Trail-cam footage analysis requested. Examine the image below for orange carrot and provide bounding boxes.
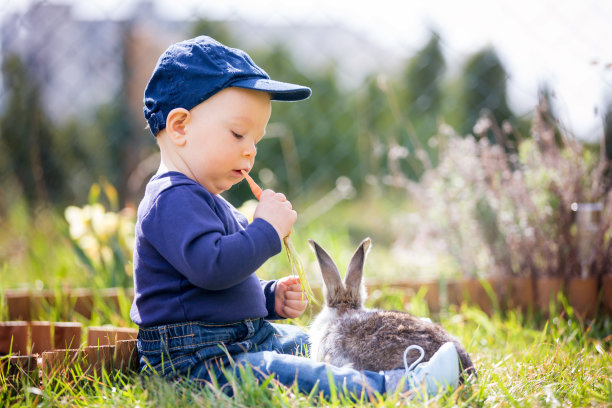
[241,170,262,199]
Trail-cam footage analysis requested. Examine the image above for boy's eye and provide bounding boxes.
[232,131,244,139]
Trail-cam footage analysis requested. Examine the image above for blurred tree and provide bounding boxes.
[398,31,446,174]
[116,22,156,205]
[245,44,355,200]
[455,47,514,143]
[357,32,446,183]
[0,23,158,210]
[603,97,612,161]
[297,66,356,188]
[53,118,98,199]
[49,23,150,207]
[91,98,132,195]
[358,73,397,181]
[400,31,445,140]
[0,55,67,208]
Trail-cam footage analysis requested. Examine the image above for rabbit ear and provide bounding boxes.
[344,237,371,290]
[308,239,342,294]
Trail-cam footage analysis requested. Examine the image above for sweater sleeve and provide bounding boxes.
[141,185,282,290]
[260,279,284,320]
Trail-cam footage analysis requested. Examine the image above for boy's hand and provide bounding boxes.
[275,276,308,318]
[253,189,297,240]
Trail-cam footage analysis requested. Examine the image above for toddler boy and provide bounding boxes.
[131,35,460,399]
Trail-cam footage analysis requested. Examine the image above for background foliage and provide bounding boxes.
[1,3,611,288]
[0,5,611,406]
[0,9,536,210]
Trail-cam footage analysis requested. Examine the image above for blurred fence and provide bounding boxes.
[0,0,610,211]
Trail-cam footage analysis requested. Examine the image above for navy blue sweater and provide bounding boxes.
[130,172,282,327]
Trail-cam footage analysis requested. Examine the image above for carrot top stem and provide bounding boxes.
[283,235,319,305]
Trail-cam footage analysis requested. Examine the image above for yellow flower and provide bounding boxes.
[87,203,107,238]
[78,234,100,261]
[65,198,137,272]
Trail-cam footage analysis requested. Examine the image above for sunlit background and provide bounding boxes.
[1,4,611,405]
[4,0,611,135]
[1,0,611,287]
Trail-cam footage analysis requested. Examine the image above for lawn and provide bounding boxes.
[1,198,611,407]
[2,300,610,407]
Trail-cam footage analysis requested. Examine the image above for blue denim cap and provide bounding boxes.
[143,36,312,136]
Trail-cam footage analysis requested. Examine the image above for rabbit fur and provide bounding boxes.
[308,237,476,379]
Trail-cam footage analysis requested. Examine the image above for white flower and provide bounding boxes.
[65,205,87,240]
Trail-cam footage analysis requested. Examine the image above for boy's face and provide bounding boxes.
[181,87,272,194]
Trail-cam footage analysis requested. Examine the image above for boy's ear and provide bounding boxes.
[165,108,191,146]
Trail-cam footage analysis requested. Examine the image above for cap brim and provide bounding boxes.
[232,78,311,101]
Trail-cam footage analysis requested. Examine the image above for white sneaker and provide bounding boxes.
[384,342,460,396]
[406,342,460,396]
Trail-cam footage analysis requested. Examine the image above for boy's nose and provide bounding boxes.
[243,143,257,157]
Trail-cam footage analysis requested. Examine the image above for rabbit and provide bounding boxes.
[308,237,476,379]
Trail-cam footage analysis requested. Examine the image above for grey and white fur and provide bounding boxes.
[308,237,476,379]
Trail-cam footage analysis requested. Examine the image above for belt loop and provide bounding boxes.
[245,319,255,338]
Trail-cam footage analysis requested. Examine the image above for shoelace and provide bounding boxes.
[403,344,425,374]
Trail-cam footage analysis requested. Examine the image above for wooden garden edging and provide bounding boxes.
[3,276,611,323]
[1,322,138,388]
[4,287,131,321]
[366,275,612,319]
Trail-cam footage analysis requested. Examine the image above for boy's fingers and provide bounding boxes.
[288,283,303,292]
[260,189,288,202]
[281,307,298,318]
[283,299,308,314]
[284,290,307,301]
[260,189,275,198]
[284,299,305,308]
[280,276,300,286]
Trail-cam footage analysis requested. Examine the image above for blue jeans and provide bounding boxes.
[137,318,388,398]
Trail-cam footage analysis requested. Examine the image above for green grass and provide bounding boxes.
[1,199,611,406]
[1,304,610,407]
